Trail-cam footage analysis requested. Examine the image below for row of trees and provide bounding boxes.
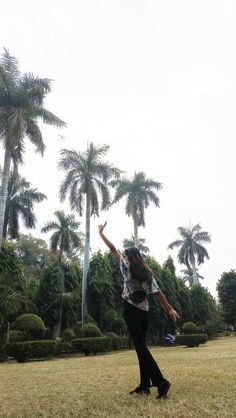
[0,49,214,330]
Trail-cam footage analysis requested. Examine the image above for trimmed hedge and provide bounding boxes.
[72,337,110,355]
[176,334,208,347]
[6,340,57,362]
[13,314,46,341]
[182,322,199,335]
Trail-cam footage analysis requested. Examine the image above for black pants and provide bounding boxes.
[123,300,164,389]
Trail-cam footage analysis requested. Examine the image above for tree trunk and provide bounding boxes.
[52,264,65,338]
[0,146,11,241]
[133,215,139,248]
[191,255,198,285]
[82,194,91,328]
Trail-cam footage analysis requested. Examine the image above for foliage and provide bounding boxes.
[9,330,24,342]
[80,323,102,338]
[101,309,126,335]
[176,334,208,347]
[61,328,76,341]
[3,171,46,240]
[123,236,149,254]
[182,322,199,334]
[217,270,236,331]
[6,340,56,362]
[168,223,211,285]
[15,234,51,279]
[72,337,110,355]
[205,320,222,338]
[13,314,46,340]
[176,278,193,325]
[190,284,216,327]
[41,210,84,262]
[88,251,115,327]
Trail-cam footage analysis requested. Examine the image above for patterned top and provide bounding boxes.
[120,257,160,311]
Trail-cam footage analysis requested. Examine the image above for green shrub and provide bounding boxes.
[13,314,46,341]
[9,330,24,343]
[77,323,102,338]
[56,339,72,354]
[205,320,221,338]
[72,337,109,355]
[61,328,76,341]
[0,345,6,362]
[176,334,208,347]
[6,340,57,362]
[182,322,199,335]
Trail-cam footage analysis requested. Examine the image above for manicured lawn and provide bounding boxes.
[0,337,235,418]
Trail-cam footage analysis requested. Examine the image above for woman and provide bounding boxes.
[98,222,179,399]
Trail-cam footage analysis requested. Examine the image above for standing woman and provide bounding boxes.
[98,222,179,399]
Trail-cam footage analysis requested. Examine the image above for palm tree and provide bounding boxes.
[41,210,83,337]
[111,171,162,246]
[168,223,211,285]
[58,143,121,325]
[123,236,150,254]
[3,170,46,240]
[180,268,204,288]
[0,48,65,241]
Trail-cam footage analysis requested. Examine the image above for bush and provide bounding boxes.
[72,337,110,355]
[104,332,129,350]
[9,330,24,343]
[182,322,199,335]
[6,340,57,362]
[76,323,102,338]
[56,339,73,354]
[61,328,76,341]
[205,320,221,339]
[176,334,208,347]
[13,314,46,341]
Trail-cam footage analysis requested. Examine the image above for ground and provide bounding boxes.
[0,337,235,418]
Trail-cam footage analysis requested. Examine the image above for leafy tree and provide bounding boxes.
[3,171,46,239]
[58,143,121,325]
[176,278,193,326]
[15,234,51,278]
[0,242,33,340]
[111,172,162,246]
[123,236,149,254]
[168,223,211,285]
[190,284,216,329]
[37,261,82,337]
[41,211,83,337]
[217,270,236,331]
[41,210,83,263]
[88,251,115,327]
[0,48,65,240]
[181,267,204,287]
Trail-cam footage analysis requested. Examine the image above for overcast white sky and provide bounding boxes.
[1,0,236,297]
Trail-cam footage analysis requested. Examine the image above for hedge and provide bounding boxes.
[176,334,208,347]
[6,340,57,362]
[72,337,110,355]
[182,322,199,335]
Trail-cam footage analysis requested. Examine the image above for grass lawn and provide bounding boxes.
[0,337,236,418]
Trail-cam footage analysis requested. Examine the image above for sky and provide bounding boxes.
[1,0,236,298]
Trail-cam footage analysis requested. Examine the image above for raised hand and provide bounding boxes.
[98,221,107,235]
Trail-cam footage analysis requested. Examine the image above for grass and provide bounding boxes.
[0,337,236,418]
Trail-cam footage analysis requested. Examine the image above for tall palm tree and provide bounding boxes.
[3,170,46,240]
[168,223,211,285]
[180,268,204,288]
[0,48,65,241]
[111,171,162,246]
[41,210,83,337]
[123,236,150,254]
[58,143,121,325]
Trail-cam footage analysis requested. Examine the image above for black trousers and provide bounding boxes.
[123,300,164,389]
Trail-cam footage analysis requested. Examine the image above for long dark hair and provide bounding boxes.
[124,247,152,283]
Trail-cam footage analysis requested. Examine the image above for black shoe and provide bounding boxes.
[129,386,150,396]
[157,380,171,399]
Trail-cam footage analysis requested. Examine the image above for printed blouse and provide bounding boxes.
[120,257,160,311]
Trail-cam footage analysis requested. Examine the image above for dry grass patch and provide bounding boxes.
[0,337,236,418]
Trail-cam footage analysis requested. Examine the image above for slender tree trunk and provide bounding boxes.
[52,251,65,338]
[133,215,139,247]
[6,321,10,343]
[191,255,198,285]
[0,146,11,241]
[82,194,91,328]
